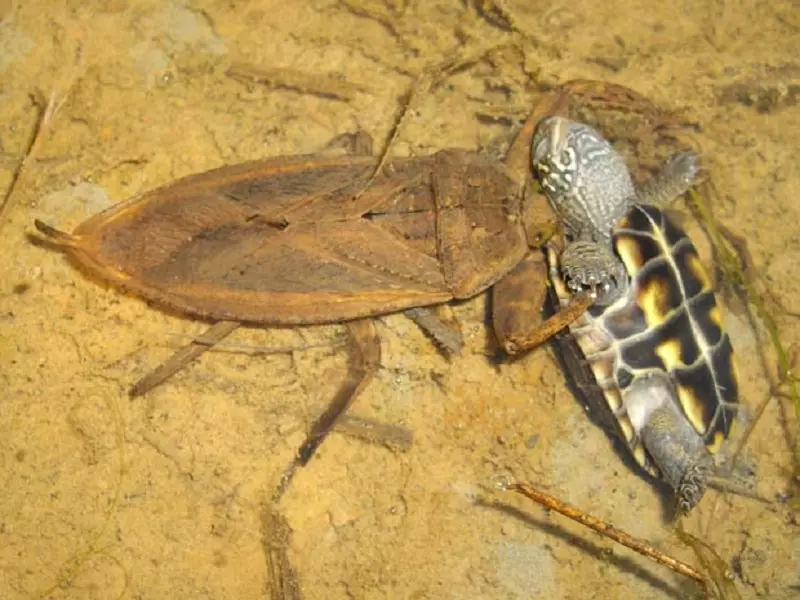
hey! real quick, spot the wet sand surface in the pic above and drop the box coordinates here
[1,1,798,598]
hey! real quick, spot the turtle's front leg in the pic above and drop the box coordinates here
[560,237,628,306]
[636,151,700,206]
[492,249,596,356]
[492,251,551,354]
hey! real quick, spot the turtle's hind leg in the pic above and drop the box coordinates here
[624,371,713,513]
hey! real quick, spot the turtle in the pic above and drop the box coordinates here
[531,115,739,512]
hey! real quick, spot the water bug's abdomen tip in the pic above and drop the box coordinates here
[34,219,80,247]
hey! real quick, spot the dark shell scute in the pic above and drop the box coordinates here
[689,290,724,347]
[618,331,664,371]
[673,240,709,300]
[615,366,635,389]
[619,204,659,235]
[657,309,702,366]
[705,399,738,444]
[596,298,647,338]
[672,361,718,434]
[657,209,688,249]
[615,231,663,274]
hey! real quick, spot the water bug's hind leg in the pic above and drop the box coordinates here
[274,318,382,501]
[403,305,464,356]
[296,318,381,465]
[129,321,241,397]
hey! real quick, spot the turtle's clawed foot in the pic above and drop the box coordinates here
[677,463,709,514]
[561,240,627,305]
[637,151,702,206]
[666,151,701,188]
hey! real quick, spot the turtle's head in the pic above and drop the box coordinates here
[531,116,577,198]
[532,116,637,243]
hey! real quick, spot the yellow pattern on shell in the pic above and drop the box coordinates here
[677,384,708,435]
[589,353,614,383]
[707,430,726,455]
[633,444,649,471]
[637,275,675,328]
[605,388,623,412]
[709,304,724,329]
[615,234,644,276]
[655,338,684,372]
[618,414,635,444]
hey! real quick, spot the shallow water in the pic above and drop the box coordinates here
[1,1,798,599]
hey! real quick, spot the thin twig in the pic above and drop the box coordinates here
[0,91,66,231]
[502,480,714,599]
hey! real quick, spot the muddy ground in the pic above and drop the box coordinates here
[1,1,798,599]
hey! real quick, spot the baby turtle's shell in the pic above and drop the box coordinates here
[549,203,739,479]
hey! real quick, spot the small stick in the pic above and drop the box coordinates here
[1,90,66,231]
[226,63,372,102]
[163,333,343,356]
[501,479,714,599]
[334,414,413,453]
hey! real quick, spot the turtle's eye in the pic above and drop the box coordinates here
[559,145,577,171]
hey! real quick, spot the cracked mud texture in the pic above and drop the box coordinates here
[1,1,798,599]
